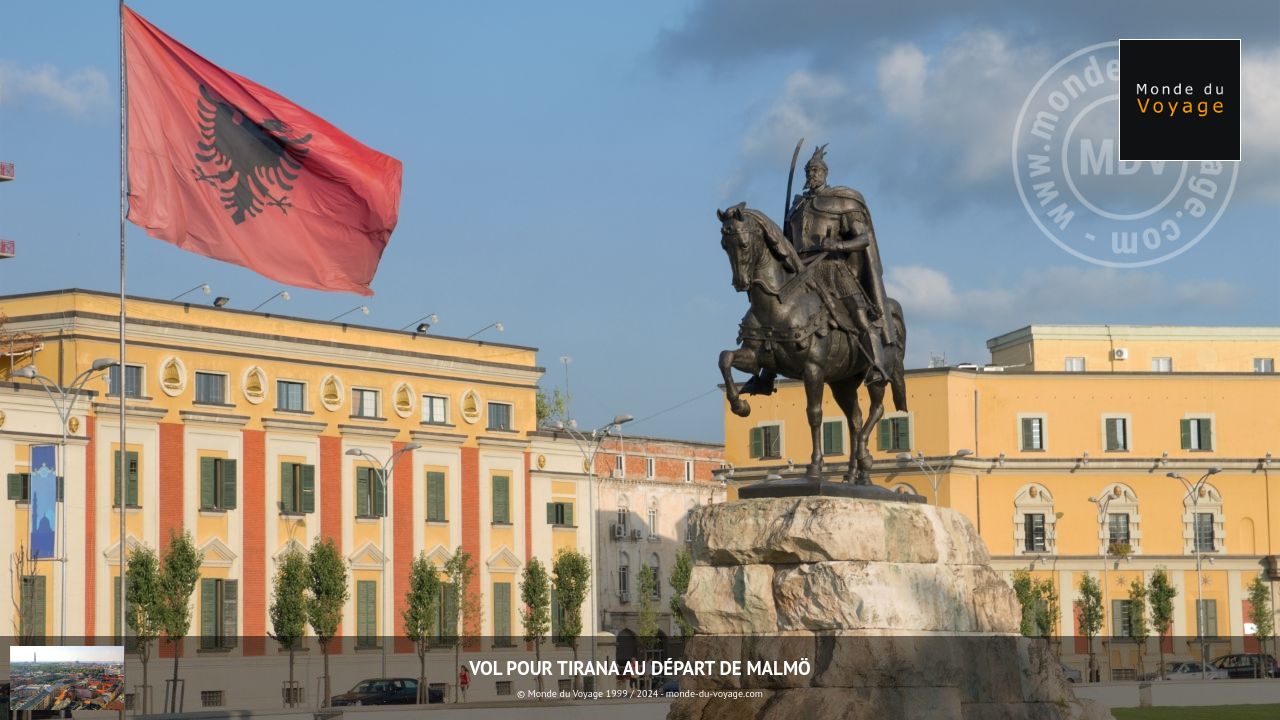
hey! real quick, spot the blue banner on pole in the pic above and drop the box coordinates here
[29,445,57,560]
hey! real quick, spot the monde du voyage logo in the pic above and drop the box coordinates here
[1012,41,1239,268]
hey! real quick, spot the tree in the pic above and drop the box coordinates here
[1012,569,1055,639]
[535,387,569,423]
[1147,568,1177,680]
[520,557,551,693]
[403,552,441,703]
[159,530,203,714]
[1126,577,1149,679]
[268,548,309,706]
[10,544,39,645]
[443,546,481,702]
[1078,574,1104,682]
[669,548,695,637]
[306,538,349,707]
[1247,575,1275,678]
[552,549,592,690]
[637,564,660,682]
[126,544,164,714]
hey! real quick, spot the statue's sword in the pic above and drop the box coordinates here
[784,137,805,225]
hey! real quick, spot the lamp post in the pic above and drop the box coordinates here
[345,442,422,677]
[1088,493,1116,682]
[250,290,290,312]
[465,322,504,340]
[540,413,633,679]
[14,358,117,643]
[895,449,973,504]
[1167,467,1222,678]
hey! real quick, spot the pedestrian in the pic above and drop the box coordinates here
[458,665,470,703]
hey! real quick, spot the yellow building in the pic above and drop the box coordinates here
[0,288,598,704]
[724,325,1280,679]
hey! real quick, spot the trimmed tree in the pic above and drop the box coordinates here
[443,546,481,702]
[1247,576,1275,677]
[669,548,694,637]
[1012,570,1055,640]
[403,552,441,703]
[637,564,660,679]
[1126,577,1149,679]
[268,547,309,706]
[126,544,164,714]
[1078,574,1104,682]
[552,549,592,690]
[159,530,203,714]
[306,538,349,707]
[1147,567,1177,679]
[520,557,551,692]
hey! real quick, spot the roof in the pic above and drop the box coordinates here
[987,324,1280,352]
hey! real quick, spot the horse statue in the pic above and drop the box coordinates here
[716,202,907,486]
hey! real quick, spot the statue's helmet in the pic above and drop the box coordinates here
[804,144,829,174]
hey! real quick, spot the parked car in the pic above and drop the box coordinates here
[1058,662,1082,683]
[329,678,442,706]
[1211,653,1280,679]
[1142,661,1229,681]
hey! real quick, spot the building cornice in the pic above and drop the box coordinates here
[261,417,328,435]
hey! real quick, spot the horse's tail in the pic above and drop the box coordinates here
[888,298,908,412]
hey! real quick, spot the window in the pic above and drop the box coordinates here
[352,389,379,418]
[822,420,844,455]
[547,501,573,526]
[877,416,911,452]
[1020,417,1045,451]
[1064,357,1085,372]
[684,460,693,482]
[276,380,305,411]
[749,425,782,459]
[618,564,630,599]
[550,584,571,645]
[279,462,316,514]
[648,507,657,538]
[422,395,449,424]
[649,558,661,600]
[1023,514,1046,552]
[496,681,513,696]
[356,580,377,648]
[20,575,45,642]
[615,454,624,474]
[1104,417,1129,451]
[435,583,458,645]
[1254,358,1274,373]
[1196,599,1218,637]
[492,475,510,523]
[200,691,225,707]
[7,472,30,502]
[1108,513,1131,547]
[616,507,628,534]
[1180,418,1213,451]
[113,450,140,507]
[426,471,446,522]
[199,457,238,511]
[1151,357,1172,373]
[646,457,655,478]
[194,372,226,403]
[107,364,143,398]
[199,578,237,649]
[1194,513,1215,552]
[355,466,385,518]
[487,402,512,431]
[493,582,512,646]
[1111,599,1132,637]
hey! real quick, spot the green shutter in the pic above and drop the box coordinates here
[1106,419,1119,451]
[222,459,238,510]
[113,451,122,506]
[893,418,910,451]
[21,575,46,641]
[1180,419,1192,449]
[493,475,509,523]
[113,575,121,644]
[8,473,22,500]
[280,463,294,513]
[564,502,574,527]
[357,580,376,646]
[126,451,139,506]
[427,472,445,521]
[356,467,371,517]
[200,458,217,509]
[546,502,555,525]
[1021,419,1034,450]
[877,420,890,451]
[300,465,316,513]
[56,476,63,502]
[371,468,386,517]
[201,579,218,650]
[1198,419,1212,451]
[222,580,238,648]
[443,583,458,639]
[494,582,511,644]
[823,421,843,455]
[749,427,763,459]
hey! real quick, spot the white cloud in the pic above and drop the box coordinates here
[0,62,109,116]
[877,45,927,116]
[1240,48,1280,200]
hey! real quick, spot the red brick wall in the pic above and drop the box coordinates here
[393,441,414,654]
[461,446,480,650]
[158,423,185,550]
[242,429,266,656]
[319,435,343,651]
[85,416,96,641]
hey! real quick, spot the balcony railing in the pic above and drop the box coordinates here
[0,239,14,258]
[0,161,13,180]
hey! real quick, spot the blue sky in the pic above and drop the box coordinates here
[11,644,123,664]
[0,1,1276,442]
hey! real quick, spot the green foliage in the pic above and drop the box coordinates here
[552,549,591,649]
[269,548,309,652]
[403,552,442,653]
[1127,576,1150,678]
[536,387,569,423]
[521,557,551,644]
[1012,569,1056,638]
[126,544,164,650]
[669,548,695,637]
[1247,575,1274,651]
[1078,573,1104,681]
[637,565,660,654]
[306,537,349,645]
[159,530,203,645]
[443,546,480,643]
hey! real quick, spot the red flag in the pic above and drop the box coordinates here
[123,6,402,296]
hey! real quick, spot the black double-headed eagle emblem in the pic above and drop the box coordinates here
[192,84,312,224]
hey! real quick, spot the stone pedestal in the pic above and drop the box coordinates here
[668,497,1112,720]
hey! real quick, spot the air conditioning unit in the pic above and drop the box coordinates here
[1264,555,1280,581]
[612,524,625,540]
[1112,348,1129,361]
[619,590,631,603]
[631,529,643,541]
[612,469,626,479]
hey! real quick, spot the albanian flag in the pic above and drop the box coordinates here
[123,6,402,296]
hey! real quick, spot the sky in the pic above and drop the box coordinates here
[0,1,1276,443]
[10,644,124,664]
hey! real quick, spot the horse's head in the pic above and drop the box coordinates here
[717,202,759,292]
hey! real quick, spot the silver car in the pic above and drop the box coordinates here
[1145,661,1229,681]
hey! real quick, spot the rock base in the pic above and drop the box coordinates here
[668,497,1112,720]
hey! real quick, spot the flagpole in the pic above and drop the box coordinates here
[118,0,130,672]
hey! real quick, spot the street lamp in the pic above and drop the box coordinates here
[250,290,290,312]
[894,449,973,505]
[345,442,423,677]
[1167,467,1222,677]
[14,358,117,643]
[540,413,633,682]
[330,305,370,323]
[399,314,439,333]
[170,283,210,302]
[465,322,504,340]
[1087,494,1115,683]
